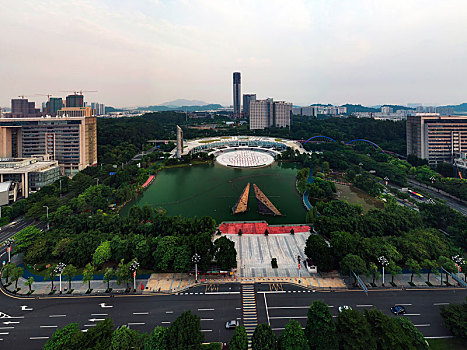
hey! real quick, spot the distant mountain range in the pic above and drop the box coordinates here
[137,104,224,112]
[441,103,467,112]
[158,99,208,107]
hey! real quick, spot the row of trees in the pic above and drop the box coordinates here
[44,311,205,350]
[44,302,427,350]
[231,300,428,350]
[304,200,465,285]
[440,299,467,338]
[15,220,237,273]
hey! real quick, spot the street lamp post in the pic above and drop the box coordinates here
[43,205,49,230]
[452,255,465,276]
[192,253,200,283]
[59,179,62,198]
[54,262,66,294]
[130,260,140,291]
[3,238,14,263]
[297,255,301,284]
[378,256,389,286]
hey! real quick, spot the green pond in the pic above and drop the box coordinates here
[122,162,306,224]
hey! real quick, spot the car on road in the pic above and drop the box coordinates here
[390,305,406,315]
[338,305,352,312]
[225,320,239,329]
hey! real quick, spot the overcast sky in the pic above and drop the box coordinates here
[1,0,466,108]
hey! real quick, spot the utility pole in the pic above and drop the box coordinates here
[192,253,201,283]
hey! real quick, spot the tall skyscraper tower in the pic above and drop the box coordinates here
[233,72,241,119]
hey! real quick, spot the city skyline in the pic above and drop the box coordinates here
[1,0,467,108]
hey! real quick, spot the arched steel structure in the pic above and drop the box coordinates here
[345,139,385,153]
[303,135,337,144]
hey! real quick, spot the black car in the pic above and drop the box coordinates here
[390,305,406,315]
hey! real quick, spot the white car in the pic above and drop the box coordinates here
[225,320,239,329]
[338,305,352,312]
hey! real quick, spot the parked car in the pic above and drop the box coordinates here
[390,305,406,315]
[338,305,352,312]
[225,320,239,329]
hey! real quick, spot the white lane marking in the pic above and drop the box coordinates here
[30,337,49,340]
[84,324,97,327]
[82,329,89,332]
[99,303,113,308]
[0,327,13,330]
[267,306,311,309]
[2,322,19,325]
[257,291,286,294]
[263,293,270,326]
[161,321,171,324]
[128,323,145,326]
[425,336,455,339]
[0,333,8,335]
[200,319,214,321]
[91,314,108,316]
[49,315,66,318]
[165,311,173,314]
[414,324,431,327]
[205,292,241,295]
[236,307,241,310]
[272,327,305,331]
[397,304,412,306]
[269,316,307,319]
[404,314,421,316]
[88,318,105,322]
[433,303,449,306]
[201,330,212,332]
[133,312,149,315]
[40,326,58,328]
[356,305,373,307]
[198,308,214,311]
[21,306,33,311]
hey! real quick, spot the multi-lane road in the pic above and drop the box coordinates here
[0,283,465,349]
[0,219,37,263]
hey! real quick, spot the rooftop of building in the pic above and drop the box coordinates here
[0,181,12,192]
[0,157,59,173]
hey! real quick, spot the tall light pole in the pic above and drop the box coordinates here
[43,205,49,230]
[59,179,62,198]
[378,256,389,286]
[55,262,66,294]
[452,255,465,275]
[192,253,200,283]
[3,238,14,263]
[130,260,140,291]
[297,255,301,284]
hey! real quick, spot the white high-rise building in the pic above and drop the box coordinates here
[249,99,292,130]
[274,101,292,128]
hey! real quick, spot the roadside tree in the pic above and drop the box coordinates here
[279,319,309,350]
[229,325,248,350]
[252,324,277,350]
[305,300,337,350]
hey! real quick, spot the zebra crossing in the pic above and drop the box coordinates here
[241,284,258,347]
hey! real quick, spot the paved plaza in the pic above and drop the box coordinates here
[227,232,311,278]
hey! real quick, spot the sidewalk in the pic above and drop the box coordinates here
[358,271,465,289]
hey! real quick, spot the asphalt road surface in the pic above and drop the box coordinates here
[0,283,465,349]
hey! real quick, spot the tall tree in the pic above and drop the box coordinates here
[337,309,375,350]
[364,308,409,350]
[43,323,84,350]
[229,325,248,350]
[305,300,337,350]
[340,254,367,283]
[63,264,77,291]
[440,301,467,338]
[111,325,144,350]
[103,267,114,292]
[252,324,277,350]
[279,319,309,350]
[83,263,95,291]
[11,266,24,292]
[396,318,429,349]
[82,318,114,350]
[406,258,421,284]
[166,310,204,350]
[93,241,112,267]
[214,236,237,270]
[145,326,168,350]
[304,235,334,272]
[2,263,15,284]
[25,276,34,293]
[45,264,58,292]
